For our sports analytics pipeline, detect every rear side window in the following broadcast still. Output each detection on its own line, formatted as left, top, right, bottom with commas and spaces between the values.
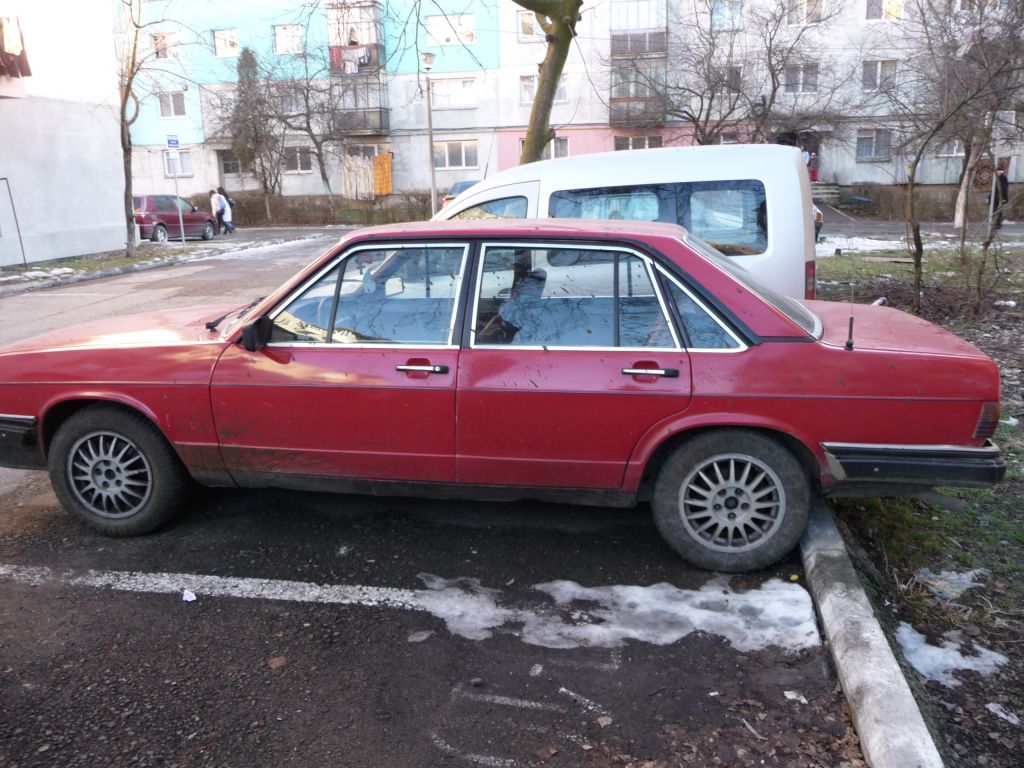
451, 196, 528, 220
154, 196, 177, 213
548, 179, 768, 256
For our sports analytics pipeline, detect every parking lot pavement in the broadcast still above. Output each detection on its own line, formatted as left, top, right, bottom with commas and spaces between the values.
0, 473, 863, 767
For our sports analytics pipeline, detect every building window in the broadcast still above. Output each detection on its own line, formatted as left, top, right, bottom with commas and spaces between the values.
936, 138, 965, 157
519, 75, 567, 105
219, 149, 241, 174
274, 24, 303, 55
433, 140, 479, 169
866, 0, 903, 20
784, 63, 818, 93
431, 77, 478, 109
519, 137, 569, 160
610, 0, 666, 30
517, 10, 545, 42
611, 59, 666, 98
152, 32, 178, 59
614, 135, 663, 150
213, 29, 239, 57
163, 150, 193, 177
327, 3, 379, 46
787, 0, 821, 25
158, 92, 186, 117
711, 0, 742, 30
347, 144, 386, 159
719, 132, 741, 144
862, 60, 896, 90
856, 128, 892, 161
724, 66, 742, 92
426, 14, 475, 46
283, 146, 313, 172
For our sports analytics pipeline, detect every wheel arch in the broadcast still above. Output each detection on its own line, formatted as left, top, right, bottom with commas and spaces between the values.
40, 396, 162, 455
632, 421, 823, 503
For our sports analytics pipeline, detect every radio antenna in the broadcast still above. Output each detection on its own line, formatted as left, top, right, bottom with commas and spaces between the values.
845, 280, 855, 351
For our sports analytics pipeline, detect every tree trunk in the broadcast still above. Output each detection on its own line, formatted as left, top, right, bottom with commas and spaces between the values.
518, 1, 582, 164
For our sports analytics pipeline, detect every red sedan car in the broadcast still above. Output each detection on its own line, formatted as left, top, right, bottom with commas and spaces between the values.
0, 220, 1005, 571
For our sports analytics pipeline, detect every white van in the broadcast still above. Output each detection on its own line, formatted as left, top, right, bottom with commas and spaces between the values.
433, 144, 816, 299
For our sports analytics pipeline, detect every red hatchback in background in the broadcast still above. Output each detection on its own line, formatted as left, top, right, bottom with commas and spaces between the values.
133, 194, 217, 243
0, 220, 1006, 572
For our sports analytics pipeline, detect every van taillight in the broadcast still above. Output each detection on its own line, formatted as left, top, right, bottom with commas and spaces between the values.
974, 402, 1001, 439
804, 261, 816, 299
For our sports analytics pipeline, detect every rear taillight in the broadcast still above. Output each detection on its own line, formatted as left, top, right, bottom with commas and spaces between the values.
804, 260, 816, 299
974, 402, 1001, 439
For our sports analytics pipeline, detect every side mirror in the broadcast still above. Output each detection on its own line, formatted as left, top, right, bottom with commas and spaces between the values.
241, 316, 272, 351
191, 205, 198, 212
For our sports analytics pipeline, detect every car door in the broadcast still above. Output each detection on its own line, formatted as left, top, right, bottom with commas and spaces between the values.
211, 242, 469, 483
456, 242, 693, 489
154, 195, 180, 235
176, 196, 203, 236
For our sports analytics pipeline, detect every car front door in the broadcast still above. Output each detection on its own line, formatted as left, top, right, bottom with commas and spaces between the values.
456, 242, 693, 489
176, 196, 203, 236
211, 243, 469, 484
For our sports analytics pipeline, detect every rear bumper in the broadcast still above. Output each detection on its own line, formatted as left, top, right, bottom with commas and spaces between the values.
0, 414, 46, 470
823, 440, 1006, 494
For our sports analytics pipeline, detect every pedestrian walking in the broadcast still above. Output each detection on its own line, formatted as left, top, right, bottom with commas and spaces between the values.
217, 187, 237, 234
808, 152, 819, 182
801, 145, 810, 167
991, 167, 1009, 230
209, 189, 225, 235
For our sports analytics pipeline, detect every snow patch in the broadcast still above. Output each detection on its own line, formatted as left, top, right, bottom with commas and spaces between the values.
896, 622, 1008, 687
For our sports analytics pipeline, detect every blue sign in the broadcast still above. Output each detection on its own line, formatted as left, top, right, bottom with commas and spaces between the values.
166, 135, 179, 149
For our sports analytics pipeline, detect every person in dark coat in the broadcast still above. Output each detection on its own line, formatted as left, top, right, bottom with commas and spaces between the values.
991, 168, 1009, 229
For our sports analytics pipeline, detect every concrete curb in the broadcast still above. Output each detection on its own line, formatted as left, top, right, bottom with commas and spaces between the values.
0, 234, 330, 300
800, 501, 944, 768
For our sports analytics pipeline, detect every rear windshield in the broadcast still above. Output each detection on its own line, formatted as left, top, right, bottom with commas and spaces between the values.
549, 180, 768, 257
684, 234, 821, 338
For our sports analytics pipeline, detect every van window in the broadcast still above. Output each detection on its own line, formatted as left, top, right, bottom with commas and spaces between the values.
548, 180, 768, 257
451, 196, 528, 220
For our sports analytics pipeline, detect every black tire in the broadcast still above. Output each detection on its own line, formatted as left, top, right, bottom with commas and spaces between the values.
152, 225, 168, 244
652, 430, 810, 572
201, 221, 215, 240
48, 405, 187, 536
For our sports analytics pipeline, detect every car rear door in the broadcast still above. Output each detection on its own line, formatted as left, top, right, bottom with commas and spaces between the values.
455, 241, 693, 489
211, 242, 469, 484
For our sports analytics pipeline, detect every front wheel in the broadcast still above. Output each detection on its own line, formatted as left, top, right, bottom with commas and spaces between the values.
652, 430, 810, 572
48, 406, 187, 536
201, 221, 215, 240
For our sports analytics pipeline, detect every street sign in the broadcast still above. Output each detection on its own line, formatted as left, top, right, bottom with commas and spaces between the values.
166, 135, 179, 149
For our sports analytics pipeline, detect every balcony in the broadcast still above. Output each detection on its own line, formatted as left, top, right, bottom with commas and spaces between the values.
332, 107, 389, 134
609, 95, 666, 128
610, 29, 667, 58
329, 43, 384, 75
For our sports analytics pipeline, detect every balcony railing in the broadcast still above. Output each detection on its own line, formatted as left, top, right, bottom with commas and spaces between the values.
332, 107, 389, 134
609, 95, 667, 128
329, 43, 384, 74
610, 29, 667, 57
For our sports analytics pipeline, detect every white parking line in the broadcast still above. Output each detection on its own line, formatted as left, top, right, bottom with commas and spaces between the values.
557, 687, 609, 716
452, 685, 563, 712
429, 734, 522, 768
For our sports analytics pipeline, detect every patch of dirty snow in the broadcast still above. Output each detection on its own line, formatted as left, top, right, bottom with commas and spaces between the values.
417, 574, 820, 652
986, 703, 1020, 726
896, 622, 1008, 687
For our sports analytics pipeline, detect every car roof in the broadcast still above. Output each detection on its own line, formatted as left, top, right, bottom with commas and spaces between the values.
339, 218, 689, 244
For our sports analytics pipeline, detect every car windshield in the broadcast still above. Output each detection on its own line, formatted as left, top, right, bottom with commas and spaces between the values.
684, 233, 821, 338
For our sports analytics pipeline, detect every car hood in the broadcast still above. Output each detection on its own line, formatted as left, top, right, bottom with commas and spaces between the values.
806, 300, 990, 358
0, 303, 238, 355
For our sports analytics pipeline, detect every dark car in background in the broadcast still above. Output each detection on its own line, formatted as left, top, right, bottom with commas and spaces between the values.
133, 195, 216, 243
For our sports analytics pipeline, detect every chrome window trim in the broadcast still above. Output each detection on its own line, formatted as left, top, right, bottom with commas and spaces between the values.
266, 242, 470, 349
470, 241, 681, 351
656, 266, 748, 354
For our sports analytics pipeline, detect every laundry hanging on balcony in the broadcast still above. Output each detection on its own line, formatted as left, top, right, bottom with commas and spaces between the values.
0, 17, 32, 78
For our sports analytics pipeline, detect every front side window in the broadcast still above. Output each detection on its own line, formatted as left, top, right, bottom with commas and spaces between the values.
213, 29, 239, 57
163, 150, 193, 177
158, 92, 186, 117
433, 140, 478, 169
275, 24, 303, 55
283, 146, 313, 172
856, 128, 891, 161
474, 246, 675, 348
451, 197, 528, 220
271, 246, 467, 345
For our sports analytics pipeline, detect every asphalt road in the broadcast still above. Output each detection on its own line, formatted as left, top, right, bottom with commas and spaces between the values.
0, 238, 857, 767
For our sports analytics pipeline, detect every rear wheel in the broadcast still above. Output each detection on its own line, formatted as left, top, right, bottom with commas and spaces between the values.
152, 225, 168, 244
48, 406, 187, 536
652, 430, 810, 572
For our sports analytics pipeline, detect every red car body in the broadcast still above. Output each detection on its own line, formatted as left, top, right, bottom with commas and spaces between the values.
133, 194, 216, 242
0, 220, 1005, 571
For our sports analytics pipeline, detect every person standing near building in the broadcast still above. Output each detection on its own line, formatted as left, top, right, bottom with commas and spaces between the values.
209, 189, 225, 234
217, 186, 236, 234
808, 152, 819, 182
991, 167, 1009, 230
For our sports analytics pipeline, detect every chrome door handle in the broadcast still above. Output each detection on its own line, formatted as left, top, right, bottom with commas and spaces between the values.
622, 367, 679, 378
396, 364, 449, 374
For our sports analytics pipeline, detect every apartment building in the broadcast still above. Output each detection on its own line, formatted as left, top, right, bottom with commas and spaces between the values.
126, 0, 1021, 202
1, 2, 123, 266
